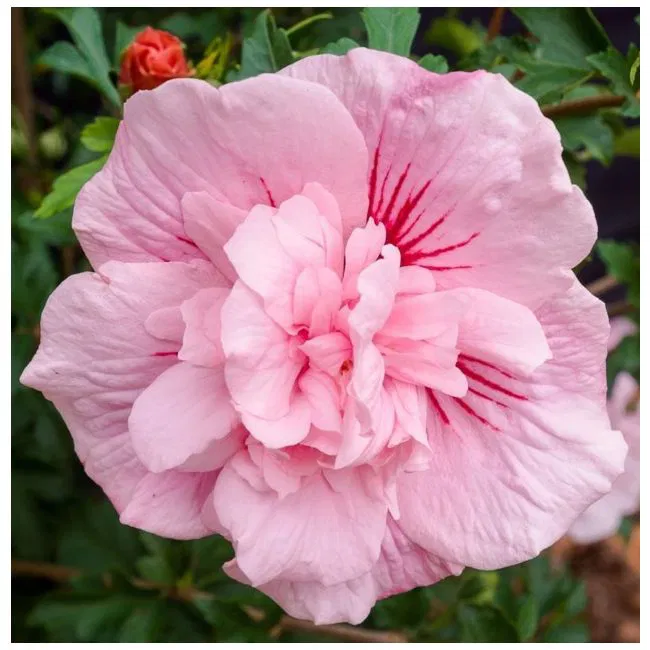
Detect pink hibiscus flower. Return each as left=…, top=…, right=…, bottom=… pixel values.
left=22, top=49, right=626, bottom=624
left=569, top=317, right=639, bottom=544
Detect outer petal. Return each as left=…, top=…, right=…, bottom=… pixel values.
left=120, top=471, right=218, bottom=539
left=569, top=372, right=640, bottom=544
left=75, top=75, right=369, bottom=268
left=397, top=280, right=627, bottom=569
left=283, top=49, right=596, bottom=309
left=20, top=260, right=221, bottom=536
left=224, top=560, right=376, bottom=626
left=129, top=362, right=238, bottom=472
left=213, top=460, right=387, bottom=587
left=607, top=316, right=637, bottom=352
left=373, top=518, right=463, bottom=599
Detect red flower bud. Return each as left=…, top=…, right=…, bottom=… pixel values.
left=119, top=27, right=192, bottom=94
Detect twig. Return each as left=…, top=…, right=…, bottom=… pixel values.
left=276, top=617, right=408, bottom=643
left=12, top=559, right=407, bottom=643
left=607, top=300, right=633, bottom=317
left=11, top=7, right=38, bottom=169
left=62, top=246, right=77, bottom=277
left=487, top=8, right=506, bottom=42
left=542, top=94, right=626, bottom=119
left=586, top=275, right=619, bottom=296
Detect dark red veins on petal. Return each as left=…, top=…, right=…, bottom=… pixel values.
left=403, top=231, right=480, bottom=266
left=468, top=387, right=509, bottom=409
left=457, top=361, right=527, bottom=401
left=259, top=177, right=277, bottom=208
left=378, top=164, right=411, bottom=228
left=386, top=180, right=433, bottom=245
left=367, top=144, right=381, bottom=221
left=427, top=388, right=450, bottom=425
left=420, top=264, right=473, bottom=272
left=458, top=354, right=516, bottom=380
left=397, top=204, right=454, bottom=260
left=454, top=397, right=500, bottom=431
left=153, top=351, right=178, bottom=357
left=176, top=235, right=198, bottom=248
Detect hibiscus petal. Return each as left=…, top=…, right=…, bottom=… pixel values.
left=242, top=394, right=312, bottom=449
left=373, top=518, right=463, bottom=599
left=221, top=282, right=304, bottom=420
left=182, top=191, right=246, bottom=282
left=299, top=368, right=342, bottom=433
left=75, top=76, right=369, bottom=269
left=300, top=331, right=352, bottom=376
left=20, top=261, right=221, bottom=536
left=129, top=362, right=238, bottom=472
left=341, top=220, right=386, bottom=300
left=449, top=287, right=552, bottom=375
left=179, top=287, right=229, bottom=367
left=283, top=49, right=596, bottom=309
left=224, top=560, right=376, bottom=625
left=607, top=316, right=637, bottom=352
left=349, top=244, right=400, bottom=341
left=397, top=280, right=627, bottom=569
left=120, top=471, right=217, bottom=539
left=213, top=459, right=387, bottom=586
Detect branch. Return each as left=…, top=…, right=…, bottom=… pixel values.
left=11, top=8, right=38, bottom=169
left=276, top=617, right=408, bottom=643
left=542, top=94, right=626, bottom=119
left=487, top=8, right=506, bottom=42
left=586, top=275, right=619, bottom=296
left=12, top=559, right=407, bottom=643
left=607, top=300, right=633, bottom=317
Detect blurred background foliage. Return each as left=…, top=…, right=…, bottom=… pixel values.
left=12, top=7, right=639, bottom=643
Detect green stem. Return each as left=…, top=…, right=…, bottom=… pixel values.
left=286, top=12, right=333, bottom=38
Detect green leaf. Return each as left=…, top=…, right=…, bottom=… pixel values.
left=425, top=17, right=482, bottom=57
left=543, top=621, right=590, bottom=642
left=419, top=53, right=449, bottom=73
left=81, top=117, right=120, bottom=153
left=136, top=556, right=176, bottom=584
left=630, top=53, right=640, bottom=85
left=362, top=7, right=420, bottom=56
left=321, top=37, right=359, bottom=55
left=113, top=21, right=143, bottom=69
left=457, top=604, right=519, bottom=642
left=563, top=153, right=587, bottom=191
left=512, top=8, right=611, bottom=69
left=159, top=11, right=223, bottom=46
left=514, top=60, right=592, bottom=102
left=35, top=156, right=107, bottom=219
left=37, top=41, right=94, bottom=84
left=44, top=8, right=121, bottom=107
left=28, top=593, right=150, bottom=642
left=57, top=500, right=143, bottom=574
left=234, top=10, right=294, bottom=80
left=118, top=601, right=164, bottom=642
left=14, top=208, right=76, bottom=246
left=516, top=596, right=539, bottom=641
left=587, top=46, right=640, bottom=118
left=597, top=240, right=640, bottom=308
left=371, top=589, right=429, bottom=629
left=607, top=333, right=640, bottom=384
left=563, top=581, right=588, bottom=619
left=614, top=126, right=640, bottom=157
left=554, top=114, right=614, bottom=165
left=618, top=517, right=634, bottom=542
